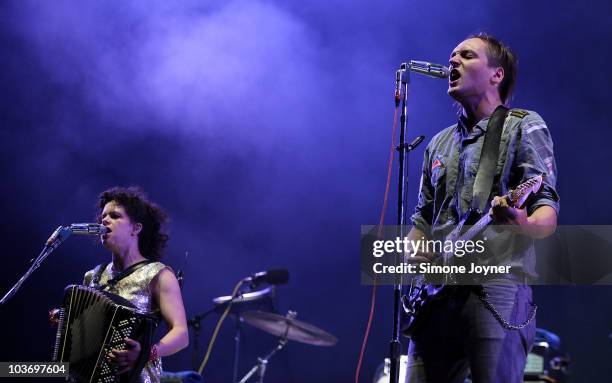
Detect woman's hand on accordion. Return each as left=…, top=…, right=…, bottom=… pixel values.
left=109, top=338, right=141, bottom=375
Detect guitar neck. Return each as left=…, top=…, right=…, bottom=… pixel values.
left=457, top=214, right=492, bottom=242
left=439, top=175, right=542, bottom=264
left=440, top=213, right=493, bottom=264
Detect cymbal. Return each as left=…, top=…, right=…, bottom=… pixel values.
left=241, top=311, right=338, bottom=347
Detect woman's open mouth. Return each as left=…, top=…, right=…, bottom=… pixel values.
left=101, top=228, right=112, bottom=240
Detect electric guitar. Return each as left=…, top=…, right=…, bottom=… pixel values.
left=402, top=174, right=544, bottom=335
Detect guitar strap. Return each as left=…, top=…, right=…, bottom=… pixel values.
left=470, top=105, right=509, bottom=213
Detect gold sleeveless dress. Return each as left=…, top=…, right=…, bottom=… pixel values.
left=84, top=262, right=168, bottom=383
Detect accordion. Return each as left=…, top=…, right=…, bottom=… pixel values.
left=52, top=285, right=158, bottom=383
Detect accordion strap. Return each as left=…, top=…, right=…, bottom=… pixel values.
left=93, top=260, right=154, bottom=290
left=91, top=263, right=108, bottom=287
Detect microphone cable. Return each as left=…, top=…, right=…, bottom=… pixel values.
left=354, top=103, right=400, bottom=383
left=197, top=279, right=244, bottom=375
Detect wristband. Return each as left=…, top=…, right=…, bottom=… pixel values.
left=148, top=344, right=159, bottom=363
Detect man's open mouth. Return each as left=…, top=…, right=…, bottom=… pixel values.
left=449, top=69, right=461, bottom=83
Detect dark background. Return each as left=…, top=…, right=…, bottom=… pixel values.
left=1, top=1, right=611, bottom=382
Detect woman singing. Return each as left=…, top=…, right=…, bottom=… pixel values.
left=83, top=186, right=188, bottom=383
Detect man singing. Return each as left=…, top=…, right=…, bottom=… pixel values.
left=403, top=33, right=560, bottom=383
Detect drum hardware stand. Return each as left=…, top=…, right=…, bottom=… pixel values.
left=233, top=317, right=243, bottom=383
left=237, top=311, right=295, bottom=383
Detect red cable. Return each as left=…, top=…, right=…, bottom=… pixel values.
left=354, top=106, right=399, bottom=383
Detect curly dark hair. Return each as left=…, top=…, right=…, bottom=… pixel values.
left=469, top=32, right=518, bottom=105
left=96, top=186, right=169, bottom=261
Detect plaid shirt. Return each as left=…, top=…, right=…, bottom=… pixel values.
left=411, top=109, right=560, bottom=277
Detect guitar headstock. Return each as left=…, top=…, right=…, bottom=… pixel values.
left=508, top=174, right=544, bottom=208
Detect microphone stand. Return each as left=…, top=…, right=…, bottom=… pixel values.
left=188, top=308, right=216, bottom=371
left=190, top=284, right=268, bottom=379
left=0, top=226, right=71, bottom=305
left=388, top=64, right=421, bottom=383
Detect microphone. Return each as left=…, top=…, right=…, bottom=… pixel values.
left=43, top=223, right=107, bottom=250
left=244, top=269, right=289, bottom=288
left=406, top=60, right=450, bottom=79
left=69, top=223, right=109, bottom=235
left=395, top=69, right=403, bottom=105
left=407, top=135, right=425, bottom=151
left=45, top=226, right=69, bottom=247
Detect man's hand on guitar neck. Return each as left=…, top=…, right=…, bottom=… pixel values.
left=489, top=195, right=529, bottom=227
left=489, top=195, right=558, bottom=239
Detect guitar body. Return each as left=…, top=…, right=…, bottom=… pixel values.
left=402, top=175, right=544, bottom=336
left=402, top=209, right=480, bottom=336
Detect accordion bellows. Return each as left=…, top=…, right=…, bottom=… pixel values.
left=53, top=285, right=157, bottom=383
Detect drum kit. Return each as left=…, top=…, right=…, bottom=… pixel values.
left=189, top=276, right=337, bottom=383
left=236, top=310, right=337, bottom=383
left=180, top=269, right=570, bottom=383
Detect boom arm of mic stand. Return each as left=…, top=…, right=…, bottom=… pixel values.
left=0, top=226, right=71, bottom=305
